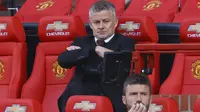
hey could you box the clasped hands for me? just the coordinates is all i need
[128,103,147,112]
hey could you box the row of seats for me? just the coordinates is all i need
[0,15,200,111]
[14,0,199,23]
[0,95,182,112]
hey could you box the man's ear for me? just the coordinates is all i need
[122,95,126,105]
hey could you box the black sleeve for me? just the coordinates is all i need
[58,37,90,68]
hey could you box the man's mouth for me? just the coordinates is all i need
[98,31,106,34]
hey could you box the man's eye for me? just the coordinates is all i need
[130,93,137,95]
[94,21,100,24]
[141,93,147,95]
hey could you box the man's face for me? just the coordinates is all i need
[89,10,118,40]
[122,84,151,111]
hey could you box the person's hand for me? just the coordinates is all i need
[66,46,81,51]
[95,46,113,58]
[128,103,147,112]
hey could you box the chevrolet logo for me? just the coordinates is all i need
[73,101,96,111]
[46,21,68,31]
[118,21,140,31]
[0,23,7,31]
[188,23,200,33]
[149,103,163,112]
[5,104,27,112]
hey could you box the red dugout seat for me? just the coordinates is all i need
[116,16,160,94]
[151,97,179,112]
[15,0,72,22]
[0,99,42,112]
[0,17,27,99]
[122,0,179,22]
[20,16,87,112]
[66,95,113,112]
[71,0,125,23]
[159,18,200,94]
[173,0,200,22]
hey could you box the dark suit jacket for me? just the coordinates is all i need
[58,33,135,84]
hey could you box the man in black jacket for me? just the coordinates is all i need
[57,1,136,112]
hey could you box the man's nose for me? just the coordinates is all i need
[136,94,142,102]
[98,22,104,29]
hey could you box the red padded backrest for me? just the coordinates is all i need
[180,18,200,42]
[151,98,179,112]
[14,0,72,22]
[66,95,114,112]
[72,0,124,23]
[0,17,26,99]
[0,17,25,42]
[116,16,158,44]
[182,53,200,94]
[30,43,75,112]
[21,16,87,112]
[123,0,178,22]
[160,18,200,94]
[38,16,86,42]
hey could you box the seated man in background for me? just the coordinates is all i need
[122,74,152,112]
[57,1,135,112]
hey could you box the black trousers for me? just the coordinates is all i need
[58,79,126,112]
